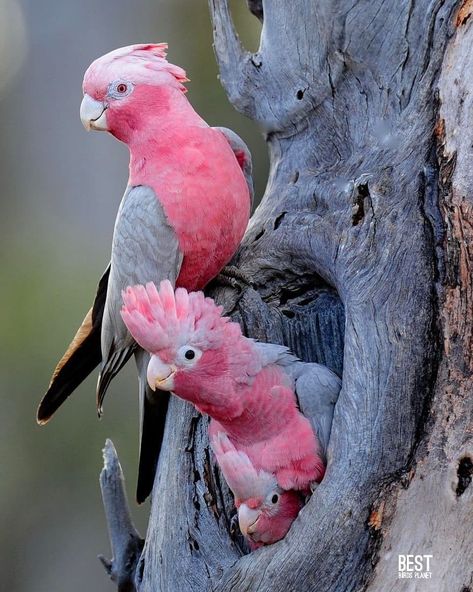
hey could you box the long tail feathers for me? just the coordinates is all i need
[96,344,135,416]
[136,389,170,504]
[38,263,170,505]
[37,265,110,425]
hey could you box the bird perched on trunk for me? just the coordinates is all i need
[121,281,341,547]
[37,44,253,503]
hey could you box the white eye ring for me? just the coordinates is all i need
[177,345,202,366]
[108,80,134,99]
[266,489,282,506]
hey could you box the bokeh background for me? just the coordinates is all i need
[0,2,267,590]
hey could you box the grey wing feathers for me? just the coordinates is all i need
[252,341,300,369]
[253,341,341,457]
[97,185,183,412]
[213,127,254,209]
[96,344,135,413]
[294,364,341,458]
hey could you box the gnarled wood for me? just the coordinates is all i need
[366,15,473,590]
[100,440,144,592]
[101,1,473,591]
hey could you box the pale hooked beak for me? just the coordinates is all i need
[80,94,108,131]
[147,355,176,391]
[238,504,260,537]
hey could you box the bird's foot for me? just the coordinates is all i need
[229,512,240,537]
[216,266,255,291]
[305,481,319,503]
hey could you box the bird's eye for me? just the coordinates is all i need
[177,345,202,365]
[108,80,134,99]
[185,349,195,360]
[271,494,279,504]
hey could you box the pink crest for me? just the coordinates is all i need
[121,281,235,354]
[83,43,189,92]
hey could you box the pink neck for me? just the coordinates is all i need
[205,366,294,443]
[125,87,207,183]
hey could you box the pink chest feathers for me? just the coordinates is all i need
[174,161,250,290]
[130,128,250,291]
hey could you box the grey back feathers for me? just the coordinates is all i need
[252,341,300,369]
[254,341,341,457]
[293,364,341,459]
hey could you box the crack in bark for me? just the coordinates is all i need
[351,183,370,226]
[273,211,287,230]
[456,457,473,496]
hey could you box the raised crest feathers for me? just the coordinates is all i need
[121,281,235,353]
[84,43,189,91]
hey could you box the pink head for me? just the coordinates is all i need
[121,282,261,413]
[211,433,303,548]
[80,43,189,143]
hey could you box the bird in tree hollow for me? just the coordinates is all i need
[37,43,253,503]
[121,281,341,547]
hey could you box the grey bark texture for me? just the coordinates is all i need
[99,440,144,591]
[100,1,473,591]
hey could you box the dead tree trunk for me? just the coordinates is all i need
[102,1,473,590]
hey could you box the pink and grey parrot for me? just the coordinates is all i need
[120,281,341,546]
[212,432,304,548]
[37,44,252,502]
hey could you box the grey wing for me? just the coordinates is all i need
[253,341,341,457]
[97,185,183,412]
[294,363,341,459]
[252,341,300,372]
[213,126,254,209]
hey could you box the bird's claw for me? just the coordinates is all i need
[216,265,255,291]
[305,481,319,503]
[229,512,240,536]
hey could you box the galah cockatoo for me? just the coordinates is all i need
[37,44,252,502]
[212,432,304,548]
[120,281,341,546]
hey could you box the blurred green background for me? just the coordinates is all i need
[0,1,266,590]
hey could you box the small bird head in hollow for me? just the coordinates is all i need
[212,432,304,548]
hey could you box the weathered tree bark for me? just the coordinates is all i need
[99,440,144,592]
[101,1,473,590]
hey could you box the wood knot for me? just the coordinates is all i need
[368,500,385,530]
[456,0,473,26]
